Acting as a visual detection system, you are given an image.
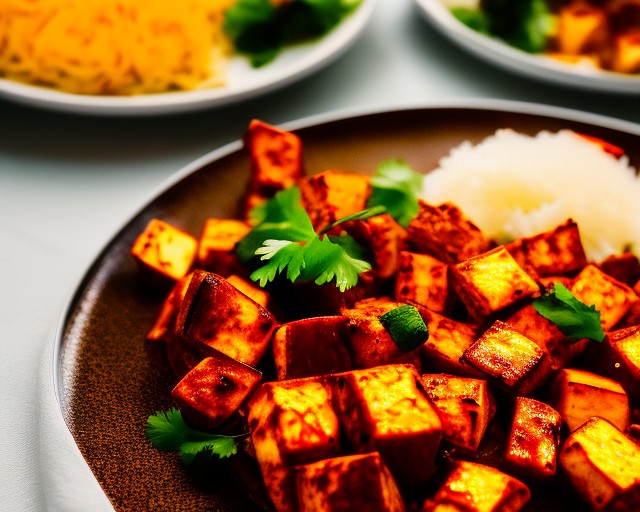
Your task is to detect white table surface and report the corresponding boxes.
[1,1,639,511]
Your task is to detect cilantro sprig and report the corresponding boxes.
[532,283,605,343]
[379,304,429,353]
[146,408,246,465]
[224,0,362,67]
[368,159,424,228]
[237,186,377,292]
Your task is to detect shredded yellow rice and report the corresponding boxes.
[0,0,235,95]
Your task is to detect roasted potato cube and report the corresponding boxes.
[504,219,587,277]
[461,320,550,395]
[175,272,277,366]
[556,3,610,55]
[503,397,562,480]
[506,302,589,372]
[406,200,490,264]
[295,452,405,512]
[299,170,371,232]
[131,218,197,286]
[416,307,482,377]
[421,373,494,453]
[348,213,407,279]
[341,298,421,370]
[570,264,638,331]
[549,368,630,432]
[248,376,342,512]
[395,251,452,314]
[272,316,352,380]
[197,219,250,276]
[559,417,640,511]
[450,246,540,323]
[422,460,530,512]
[244,119,304,193]
[333,364,442,488]
[171,350,262,431]
[595,325,640,399]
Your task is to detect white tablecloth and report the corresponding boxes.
[1,1,638,511]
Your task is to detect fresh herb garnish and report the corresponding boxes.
[223,0,362,67]
[379,304,429,353]
[454,0,556,53]
[236,186,378,292]
[532,282,605,343]
[367,159,424,228]
[146,408,245,465]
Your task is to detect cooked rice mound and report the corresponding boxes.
[0,0,234,95]
[421,129,640,262]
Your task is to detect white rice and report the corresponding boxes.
[421,129,640,262]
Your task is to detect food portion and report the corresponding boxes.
[0,0,361,95]
[445,0,640,74]
[138,120,640,511]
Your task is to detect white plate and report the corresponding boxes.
[0,0,376,116]
[414,0,640,95]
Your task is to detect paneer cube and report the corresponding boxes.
[197,218,250,276]
[612,31,640,74]
[243,119,304,193]
[461,320,550,395]
[248,376,342,512]
[416,307,482,377]
[422,460,530,512]
[175,271,277,366]
[421,373,494,453]
[171,350,262,431]
[549,368,630,432]
[503,397,563,480]
[333,364,442,488]
[131,218,197,286]
[598,251,640,287]
[406,200,490,264]
[449,246,540,323]
[596,325,640,399]
[570,264,638,331]
[341,298,421,370]
[272,316,352,380]
[504,219,587,277]
[395,251,452,314]
[348,213,407,279]
[295,453,405,512]
[299,170,371,232]
[225,274,270,308]
[146,270,203,342]
[556,3,610,55]
[559,417,640,511]
[506,302,589,372]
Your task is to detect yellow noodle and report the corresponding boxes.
[0,0,234,95]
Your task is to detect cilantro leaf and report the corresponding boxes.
[532,283,605,343]
[240,186,376,291]
[146,408,244,465]
[367,159,424,228]
[379,304,429,353]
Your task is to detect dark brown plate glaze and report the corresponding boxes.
[55,104,640,511]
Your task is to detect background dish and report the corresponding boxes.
[414,0,640,95]
[0,0,375,117]
[55,104,640,511]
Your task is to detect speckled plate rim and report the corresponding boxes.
[0,0,376,117]
[49,99,639,510]
[414,0,640,95]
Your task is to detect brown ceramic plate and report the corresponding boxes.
[55,103,640,511]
